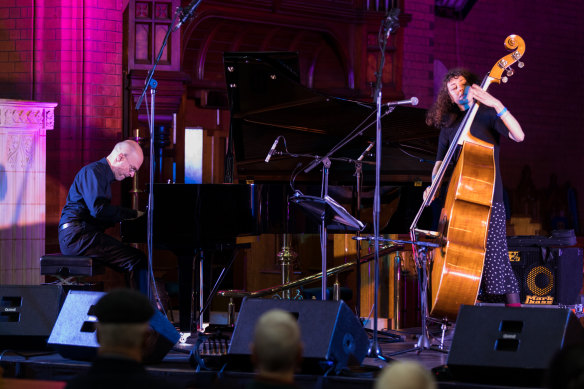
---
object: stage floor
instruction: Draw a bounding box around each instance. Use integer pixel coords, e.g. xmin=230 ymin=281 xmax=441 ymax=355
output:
xmin=0 ymin=322 xmax=543 ymax=389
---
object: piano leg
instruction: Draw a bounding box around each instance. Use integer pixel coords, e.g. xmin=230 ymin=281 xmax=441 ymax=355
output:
xmin=178 ymin=254 xmax=196 ymax=332
xmin=177 ymin=244 xmax=248 ymax=333
xmin=199 ymin=255 xmax=204 ymax=331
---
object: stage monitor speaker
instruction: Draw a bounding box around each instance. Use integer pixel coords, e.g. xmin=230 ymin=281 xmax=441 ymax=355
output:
xmin=447 ymin=305 xmax=584 ymax=386
xmin=0 ymin=285 xmax=63 ymax=350
xmin=48 ymin=290 xmax=180 ymax=363
xmin=228 ymin=298 xmax=368 ymax=373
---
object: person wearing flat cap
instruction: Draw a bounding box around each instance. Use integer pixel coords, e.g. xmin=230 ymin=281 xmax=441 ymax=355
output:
xmin=65 ymin=289 xmax=180 ymax=389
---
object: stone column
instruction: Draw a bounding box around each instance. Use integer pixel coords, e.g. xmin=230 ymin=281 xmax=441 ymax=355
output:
xmin=0 ymin=99 xmax=57 ymax=285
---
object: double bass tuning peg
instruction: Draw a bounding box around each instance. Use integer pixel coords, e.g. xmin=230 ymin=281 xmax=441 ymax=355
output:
xmin=506 ymin=68 xmax=514 ymax=77
xmin=518 ymin=61 xmax=525 ymax=68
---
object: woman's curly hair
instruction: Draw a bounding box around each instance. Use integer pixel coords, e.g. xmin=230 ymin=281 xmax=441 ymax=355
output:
xmin=426 ymin=68 xmax=480 ymax=129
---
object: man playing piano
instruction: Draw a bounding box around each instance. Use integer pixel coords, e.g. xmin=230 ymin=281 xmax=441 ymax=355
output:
xmin=58 ymin=140 xmax=147 ymax=292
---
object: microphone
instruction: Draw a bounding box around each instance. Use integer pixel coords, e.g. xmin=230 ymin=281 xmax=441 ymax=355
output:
xmin=386 ymin=97 xmax=418 ymax=107
xmin=175 ymin=0 xmax=202 ymax=30
xmin=384 ymin=8 xmax=400 ymax=38
xmin=264 ymin=137 xmax=279 ymax=163
xmin=357 ymin=142 xmax=375 ymax=161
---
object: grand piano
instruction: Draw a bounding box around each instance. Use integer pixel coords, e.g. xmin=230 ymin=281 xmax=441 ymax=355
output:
xmin=122 ymin=52 xmax=439 ymax=331
xmin=223 ymin=51 xmax=439 ymax=234
xmin=225 ymin=51 xmax=439 ymax=186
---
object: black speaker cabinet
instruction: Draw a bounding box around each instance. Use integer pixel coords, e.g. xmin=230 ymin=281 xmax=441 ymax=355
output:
xmin=48 ymin=290 xmax=179 ymax=363
xmin=508 ymin=244 xmax=583 ymax=305
xmin=447 ymin=305 xmax=584 ymax=386
xmin=228 ymin=298 xmax=368 ymax=373
xmin=0 ymin=284 xmax=63 ymax=350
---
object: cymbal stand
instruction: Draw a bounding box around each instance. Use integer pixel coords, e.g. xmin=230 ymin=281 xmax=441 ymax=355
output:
xmin=354 ymin=161 xmax=363 ymax=316
xmin=319 ymin=158 xmax=331 ymax=301
xmin=276 ymin=233 xmax=298 ymax=299
xmin=393 ymin=249 xmax=402 ymax=330
xmin=353 ymin=142 xmax=375 ymax=318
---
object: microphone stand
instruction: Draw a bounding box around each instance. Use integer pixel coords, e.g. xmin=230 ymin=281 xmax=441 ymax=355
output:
xmin=369 ymin=7 xmax=400 ymax=361
xmin=350 ymin=146 xmax=401 ymax=343
xmin=300 ymin=112 xmax=391 ymax=303
xmin=302 ymin=107 xmax=393 ymax=176
xmin=134 ymin=4 xmax=200 ymax=321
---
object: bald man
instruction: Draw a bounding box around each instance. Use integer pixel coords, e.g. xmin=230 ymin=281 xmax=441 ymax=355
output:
xmin=58 ymin=140 xmax=146 ymax=289
xmin=249 ymin=309 xmax=303 ymax=388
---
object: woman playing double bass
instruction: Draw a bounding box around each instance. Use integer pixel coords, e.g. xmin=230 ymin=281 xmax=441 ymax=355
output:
xmin=424 ymin=68 xmax=525 ymax=306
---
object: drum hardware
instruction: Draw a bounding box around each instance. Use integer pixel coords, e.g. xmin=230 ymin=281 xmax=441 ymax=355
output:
xmin=393 ymin=249 xmax=402 ymax=330
xmin=389 ymin=243 xmax=448 ymax=355
xmin=427 ymin=317 xmax=451 ymax=351
xmin=196 ymin=244 xmax=251 ymax=330
xmin=276 ymin=234 xmax=298 ymax=299
xmin=227 ymin=297 xmax=235 ymax=326
xmin=333 ymin=274 xmax=341 ymax=301
xmin=354 ymin=236 xmax=449 ymax=355
xmin=271 ymin=289 xmax=303 ymax=300
xmin=357 ymin=237 xmax=404 ymax=330
xmin=218 ymin=245 xmax=402 ymax=301
xmin=129 ymin=128 xmax=146 ymax=211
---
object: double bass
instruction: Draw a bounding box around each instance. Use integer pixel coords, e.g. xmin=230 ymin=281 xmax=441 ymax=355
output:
xmin=410 ymin=35 xmax=526 ymax=320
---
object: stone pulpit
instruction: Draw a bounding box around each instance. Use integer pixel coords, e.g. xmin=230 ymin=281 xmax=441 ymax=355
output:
xmin=0 ymin=99 xmax=57 ymax=284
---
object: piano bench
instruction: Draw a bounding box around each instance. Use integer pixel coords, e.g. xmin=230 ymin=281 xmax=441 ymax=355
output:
xmin=40 ymin=254 xmax=106 ymax=285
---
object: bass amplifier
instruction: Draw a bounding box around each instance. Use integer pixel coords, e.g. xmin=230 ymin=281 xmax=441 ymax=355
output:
xmin=508 ymin=232 xmax=582 ymax=305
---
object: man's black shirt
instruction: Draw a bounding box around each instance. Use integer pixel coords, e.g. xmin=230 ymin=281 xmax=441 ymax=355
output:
xmin=59 ymin=157 xmax=137 ymax=254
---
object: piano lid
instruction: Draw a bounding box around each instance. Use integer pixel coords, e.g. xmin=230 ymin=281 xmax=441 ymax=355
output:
xmin=224 ymin=52 xmax=439 ymax=184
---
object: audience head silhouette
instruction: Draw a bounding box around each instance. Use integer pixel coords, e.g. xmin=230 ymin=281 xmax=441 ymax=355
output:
xmin=546 ymin=345 xmax=584 ymax=389
xmin=64 ymin=289 xmax=179 ymax=388
xmin=94 ymin=288 xmax=154 ymax=362
xmin=374 ymin=360 xmax=437 ymax=389
xmin=251 ymin=309 xmax=303 ymax=384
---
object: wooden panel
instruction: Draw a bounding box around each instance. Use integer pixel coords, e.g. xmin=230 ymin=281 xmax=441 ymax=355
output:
xmin=154 ymin=23 xmax=171 ymax=65
xmin=128 ymin=0 xmax=180 ymax=70
xmin=135 ymin=23 xmax=151 ymax=63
